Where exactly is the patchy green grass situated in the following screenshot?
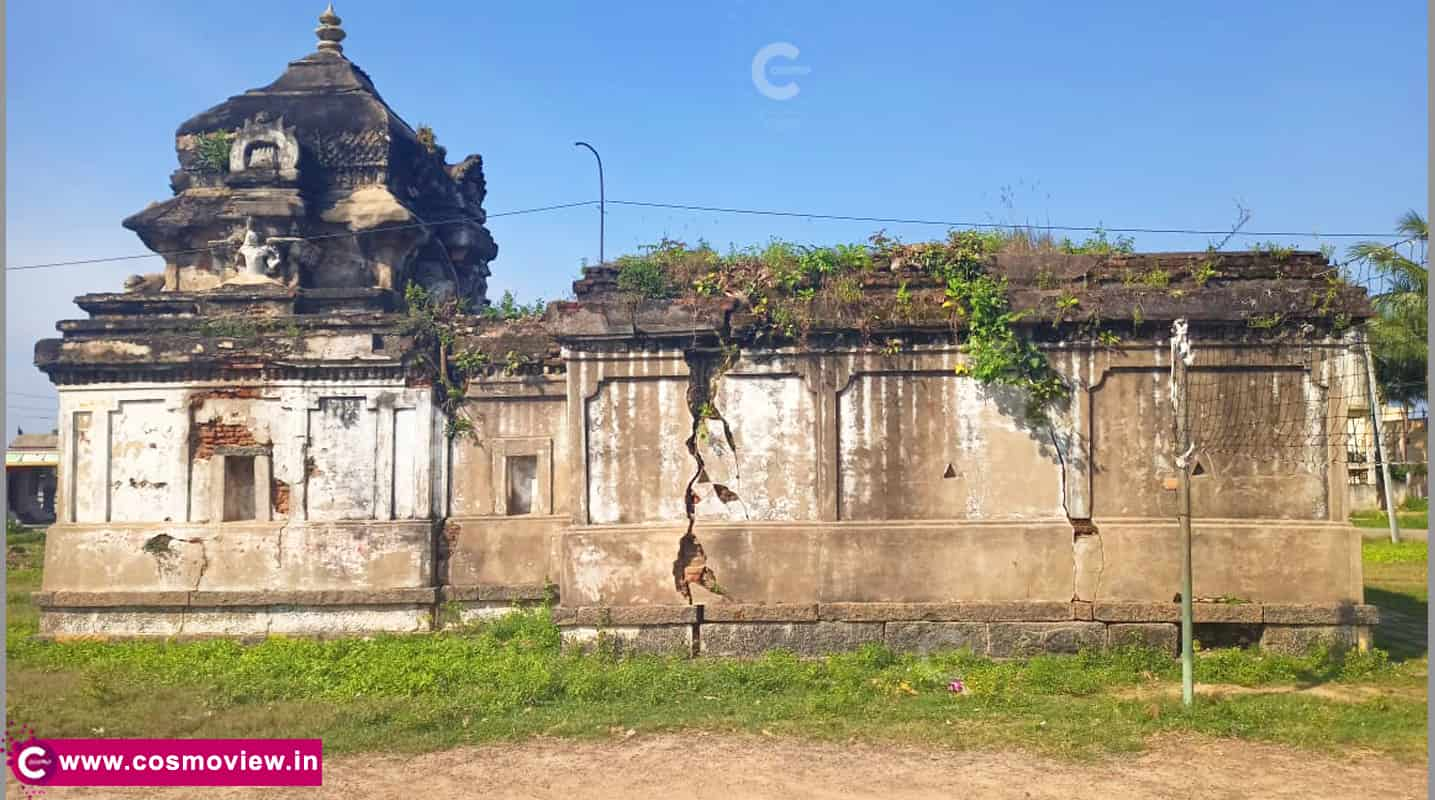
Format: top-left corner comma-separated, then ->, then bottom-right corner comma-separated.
5,535 -> 1428,761
1351,509 -> 1428,530
1362,540 -> 1428,662
6,525 -> 43,631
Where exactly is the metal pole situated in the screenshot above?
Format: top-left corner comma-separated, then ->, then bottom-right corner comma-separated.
1361,338 -> 1401,543
1171,319 -> 1195,707
574,142 -> 605,266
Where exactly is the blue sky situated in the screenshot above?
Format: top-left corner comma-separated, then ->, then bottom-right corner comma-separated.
5,0 -> 1427,427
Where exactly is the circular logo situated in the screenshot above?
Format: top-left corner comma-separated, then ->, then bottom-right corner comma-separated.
751,42 -> 809,101
12,740 -> 58,785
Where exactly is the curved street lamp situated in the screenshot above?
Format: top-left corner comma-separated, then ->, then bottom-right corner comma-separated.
574,142 -> 605,266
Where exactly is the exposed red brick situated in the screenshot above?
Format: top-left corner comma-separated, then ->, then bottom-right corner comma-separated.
188,387 -> 261,408
271,479 -> 291,516
192,420 -> 259,460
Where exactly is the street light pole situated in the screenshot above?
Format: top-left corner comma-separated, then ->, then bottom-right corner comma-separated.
574,142 -> 605,266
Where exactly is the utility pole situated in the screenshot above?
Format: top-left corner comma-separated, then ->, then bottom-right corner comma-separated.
1171,318 -> 1195,707
1361,337 -> 1401,544
574,142 -> 605,266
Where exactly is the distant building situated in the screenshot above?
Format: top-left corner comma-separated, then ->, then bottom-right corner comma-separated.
7,431 -> 57,524
1347,402 -> 1429,510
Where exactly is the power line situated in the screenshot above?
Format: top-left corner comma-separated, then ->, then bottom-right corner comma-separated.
607,200 -> 1409,240
6,392 -> 57,400
4,198 -> 1408,272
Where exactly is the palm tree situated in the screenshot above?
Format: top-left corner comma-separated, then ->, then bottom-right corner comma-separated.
1348,211 -> 1427,469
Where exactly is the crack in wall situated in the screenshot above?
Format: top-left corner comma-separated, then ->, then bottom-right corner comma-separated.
274,521 -> 290,572
672,348 -> 740,604
188,538 -> 211,592
1046,425 -> 1104,602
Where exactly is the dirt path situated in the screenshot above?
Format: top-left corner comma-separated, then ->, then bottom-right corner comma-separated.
12,733 -> 1426,800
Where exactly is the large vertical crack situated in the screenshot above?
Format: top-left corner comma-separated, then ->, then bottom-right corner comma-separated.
672,348 -> 740,604
188,538 -> 211,592
1047,425 -> 1103,602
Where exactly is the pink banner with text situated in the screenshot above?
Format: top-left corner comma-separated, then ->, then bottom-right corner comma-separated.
8,738 -> 323,787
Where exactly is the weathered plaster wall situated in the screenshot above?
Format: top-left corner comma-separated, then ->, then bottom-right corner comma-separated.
561,521 -> 1076,606
57,381 -> 435,527
444,374 -> 570,589
557,341 -> 1356,614
1085,520 -> 1362,603
41,520 -> 433,593
44,381 -> 439,634
42,337 -> 1367,641
584,373 -> 692,524
704,369 -> 820,521
449,378 -> 569,516
60,388 -> 190,525
838,373 -> 1064,520
1090,365 -> 1329,520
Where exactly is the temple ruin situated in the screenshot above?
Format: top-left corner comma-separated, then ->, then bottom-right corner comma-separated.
33,8 -> 1379,655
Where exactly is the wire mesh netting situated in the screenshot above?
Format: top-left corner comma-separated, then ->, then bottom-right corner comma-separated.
1180,235 -> 1426,477
1183,353 -> 1424,471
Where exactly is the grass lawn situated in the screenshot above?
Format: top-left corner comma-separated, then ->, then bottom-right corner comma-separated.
5,532 -> 1428,761
1350,509 -> 1428,531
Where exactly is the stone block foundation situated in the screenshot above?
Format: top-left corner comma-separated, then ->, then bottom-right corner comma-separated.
553,602 -> 1377,658
36,594 -> 1377,657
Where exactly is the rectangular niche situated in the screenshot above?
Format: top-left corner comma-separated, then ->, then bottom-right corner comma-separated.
209,446 -> 271,523
491,438 -> 552,516
223,455 -> 257,521
505,454 -> 539,516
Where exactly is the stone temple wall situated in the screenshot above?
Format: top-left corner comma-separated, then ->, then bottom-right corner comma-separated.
536,338 -> 1371,656
34,322 -> 1375,654
39,378 -> 443,637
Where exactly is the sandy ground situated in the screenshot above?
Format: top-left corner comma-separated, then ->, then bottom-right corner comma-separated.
8,733 -> 1426,800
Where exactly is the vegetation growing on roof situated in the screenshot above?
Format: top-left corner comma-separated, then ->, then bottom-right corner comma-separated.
1253,241 -> 1296,262
415,124 -> 448,161
1057,227 -> 1135,256
1123,265 -> 1171,288
481,290 -> 546,321
193,131 -> 235,173
613,230 -> 1070,420
401,285 -> 549,438
1190,256 -> 1221,287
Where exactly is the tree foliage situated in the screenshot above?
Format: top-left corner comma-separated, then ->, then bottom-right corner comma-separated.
1349,211 -> 1428,405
